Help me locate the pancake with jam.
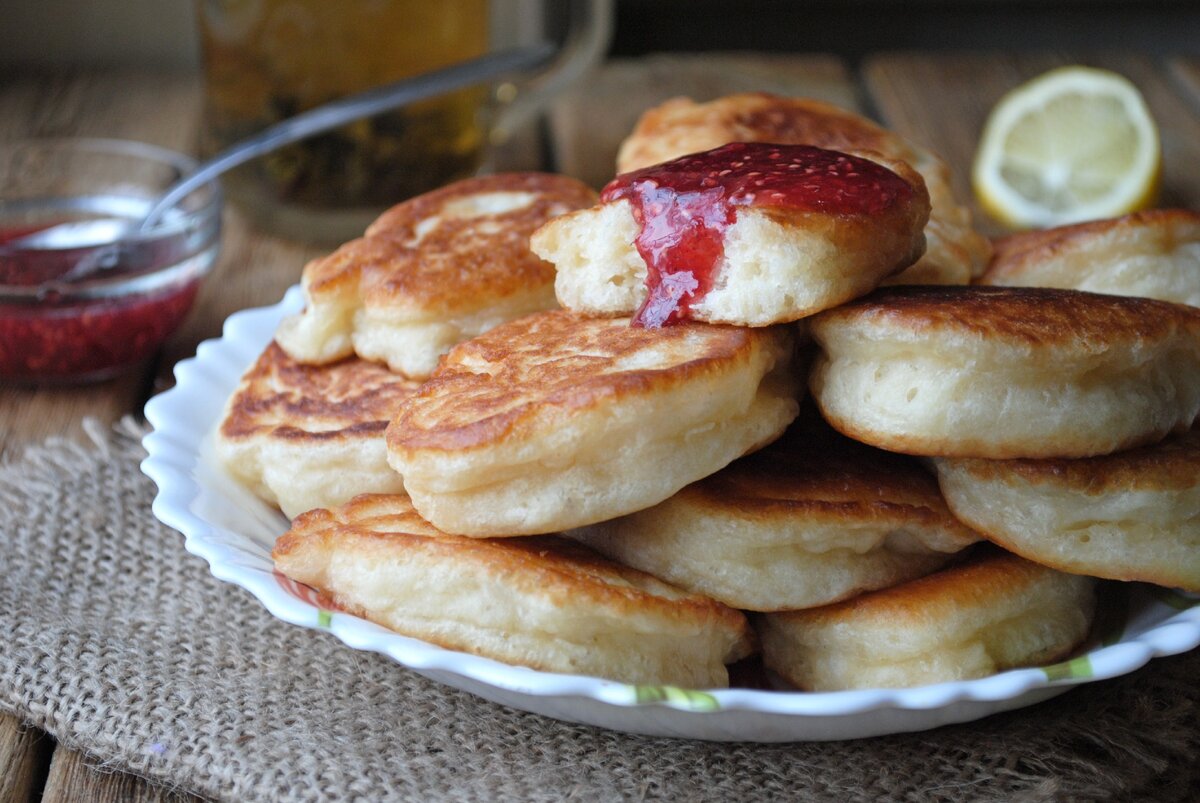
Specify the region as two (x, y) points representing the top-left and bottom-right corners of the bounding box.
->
(273, 494), (755, 687)
(276, 172), (597, 379)
(614, 92), (992, 285)
(531, 142), (930, 328)
(981, 209), (1200, 308)
(571, 413), (980, 612)
(809, 285), (1200, 459)
(935, 425), (1200, 591)
(757, 549), (1096, 691)
(385, 309), (800, 536)
(216, 341), (420, 518)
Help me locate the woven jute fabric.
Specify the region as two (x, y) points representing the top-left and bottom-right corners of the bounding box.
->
(1, 422), (1198, 802)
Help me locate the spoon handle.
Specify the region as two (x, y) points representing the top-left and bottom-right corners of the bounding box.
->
(141, 43), (555, 230)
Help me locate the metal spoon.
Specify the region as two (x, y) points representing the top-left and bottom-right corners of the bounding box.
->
(13, 43), (555, 256)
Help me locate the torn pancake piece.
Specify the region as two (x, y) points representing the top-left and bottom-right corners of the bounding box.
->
(532, 142), (929, 327)
(615, 92), (991, 285)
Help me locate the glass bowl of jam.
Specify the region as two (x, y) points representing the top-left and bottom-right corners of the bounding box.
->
(0, 138), (221, 383)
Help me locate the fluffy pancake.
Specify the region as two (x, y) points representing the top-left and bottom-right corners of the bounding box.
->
(216, 342), (420, 518)
(614, 92), (992, 285)
(571, 414), (980, 611)
(935, 426), (1200, 591)
(532, 143), (930, 327)
(981, 209), (1200, 308)
(386, 309), (800, 536)
(273, 494), (755, 687)
(275, 173), (597, 379)
(809, 285), (1200, 459)
(757, 549), (1096, 690)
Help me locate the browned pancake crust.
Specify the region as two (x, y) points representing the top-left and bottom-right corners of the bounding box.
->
(683, 412), (977, 536)
(618, 93), (910, 173)
(812, 285), (1200, 347)
(775, 548), (1055, 627)
(948, 426), (1200, 494)
(221, 342), (421, 442)
(303, 173), (597, 314)
(274, 494), (751, 634)
(982, 208), (1200, 285)
(387, 309), (782, 452)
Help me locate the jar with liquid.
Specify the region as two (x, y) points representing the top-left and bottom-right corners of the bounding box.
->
(195, 0), (611, 243)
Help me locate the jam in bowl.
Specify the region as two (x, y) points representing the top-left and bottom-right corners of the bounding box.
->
(0, 138), (221, 383)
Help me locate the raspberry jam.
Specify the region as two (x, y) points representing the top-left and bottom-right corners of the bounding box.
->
(0, 214), (216, 383)
(600, 142), (914, 327)
(0, 279), (200, 382)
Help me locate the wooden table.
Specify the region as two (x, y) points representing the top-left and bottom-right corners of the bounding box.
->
(3, 51), (1200, 801)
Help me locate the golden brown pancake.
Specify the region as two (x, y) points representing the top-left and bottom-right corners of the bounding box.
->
(273, 494), (755, 687)
(935, 426), (1200, 591)
(532, 144), (930, 327)
(572, 414), (979, 611)
(215, 342), (419, 518)
(981, 209), (1200, 308)
(615, 92), (992, 284)
(386, 309), (800, 536)
(275, 172), (597, 379)
(757, 549), (1096, 690)
(809, 285), (1200, 459)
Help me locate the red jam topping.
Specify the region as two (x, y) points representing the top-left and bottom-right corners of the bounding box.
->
(600, 142), (914, 327)
(0, 280), (200, 382)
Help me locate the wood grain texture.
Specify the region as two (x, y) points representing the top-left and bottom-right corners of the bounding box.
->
(548, 53), (857, 188)
(41, 748), (203, 803)
(1168, 57), (1200, 115)
(863, 52), (1200, 238)
(0, 714), (52, 803)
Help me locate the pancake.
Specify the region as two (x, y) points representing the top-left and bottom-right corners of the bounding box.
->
(275, 172), (597, 379)
(273, 494), (755, 687)
(216, 342), (420, 518)
(809, 285), (1200, 459)
(757, 549), (1096, 691)
(532, 142), (930, 327)
(614, 92), (992, 285)
(981, 209), (1200, 308)
(571, 414), (980, 611)
(935, 426), (1200, 591)
(386, 309), (800, 536)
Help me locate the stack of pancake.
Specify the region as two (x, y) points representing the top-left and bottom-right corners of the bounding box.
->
(216, 93), (1200, 692)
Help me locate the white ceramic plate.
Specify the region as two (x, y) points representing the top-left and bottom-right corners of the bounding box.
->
(141, 287), (1200, 742)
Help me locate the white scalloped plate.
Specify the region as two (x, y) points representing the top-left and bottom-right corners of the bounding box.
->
(141, 287), (1200, 742)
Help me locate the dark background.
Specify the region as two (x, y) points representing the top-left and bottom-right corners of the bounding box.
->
(609, 1), (1200, 60)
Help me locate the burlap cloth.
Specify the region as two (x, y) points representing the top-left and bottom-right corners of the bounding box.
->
(1, 422), (1198, 802)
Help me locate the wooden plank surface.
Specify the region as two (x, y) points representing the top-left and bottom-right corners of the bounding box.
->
(1168, 56), (1200, 114)
(863, 52), (1200, 239)
(549, 53), (857, 186)
(0, 715), (51, 803)
(40, 748), (202, 803)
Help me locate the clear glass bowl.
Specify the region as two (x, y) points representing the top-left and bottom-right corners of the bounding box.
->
(0, 138), (222, 383)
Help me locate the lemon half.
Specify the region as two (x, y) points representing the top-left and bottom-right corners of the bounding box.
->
(972, 66), (1161, 229)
